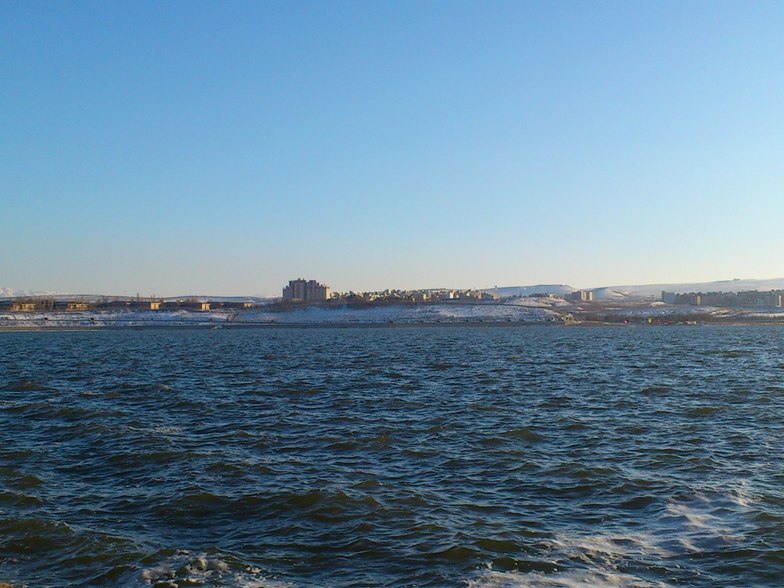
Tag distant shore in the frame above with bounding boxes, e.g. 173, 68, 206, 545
2, 318, 784, 332
2, 299, 784, 331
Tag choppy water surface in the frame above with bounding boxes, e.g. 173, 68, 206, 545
1, 326, 784, 587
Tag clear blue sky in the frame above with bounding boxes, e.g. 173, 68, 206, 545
2, 1, 782, 296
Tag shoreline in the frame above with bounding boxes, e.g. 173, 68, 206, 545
2, 319, 784, 332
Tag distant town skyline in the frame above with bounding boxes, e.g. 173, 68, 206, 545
2, 2, 783, 297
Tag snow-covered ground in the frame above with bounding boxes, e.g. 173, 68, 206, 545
733, 309, 784, 319
598, 305, 728, 318
0, 303, 564, 328
501, 296, 572, 309
4, 301, 783, 329
588, 305, 784, 321
591, 277, 784, 300
483, 277, 784, 301
235, 303, 562, 324
0, 310, 233, 328
0, 287, 65, 298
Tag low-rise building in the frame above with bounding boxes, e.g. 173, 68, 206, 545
178, 301, 212, 311
10, 298, 54, 312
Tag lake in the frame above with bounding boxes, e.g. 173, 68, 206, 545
1, 326, 783, 586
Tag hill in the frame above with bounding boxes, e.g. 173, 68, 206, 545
591, 278, 784, 300
483, 285, 577, 298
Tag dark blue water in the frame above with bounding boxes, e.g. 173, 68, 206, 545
1, 326, 783, 587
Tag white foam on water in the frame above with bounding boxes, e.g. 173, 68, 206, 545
466, 566, 670, 588
467, 482, 760, 588
660, 487, 754, 548
465, 530, 674, 588
548, 533, 674, 561
149, 425, 185, 435
127, 550, 291, 587
664, 502, 716, 530
726, 479, 758, 508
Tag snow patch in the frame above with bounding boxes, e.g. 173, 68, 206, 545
236, 304, 562, 324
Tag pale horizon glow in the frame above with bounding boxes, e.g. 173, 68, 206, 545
2, 1, 783, 297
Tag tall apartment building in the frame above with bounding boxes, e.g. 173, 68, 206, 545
567, 290, 595, 302
282, 279, 332, 302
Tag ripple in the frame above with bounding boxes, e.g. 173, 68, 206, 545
1, 326, 784, 586
2, 379, 55, 392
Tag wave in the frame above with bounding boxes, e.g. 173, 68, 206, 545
114, 549, 291, 588
467, 566, 671, 588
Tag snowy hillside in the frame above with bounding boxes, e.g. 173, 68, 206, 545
592, 278, 784, 300
484, 285, 576, 297
236, 303, 562, 324
487, 278, 784, 301
0, 287, 64, 299
591, 288, 638, 300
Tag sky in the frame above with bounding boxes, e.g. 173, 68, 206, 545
1, 1, 783, 296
